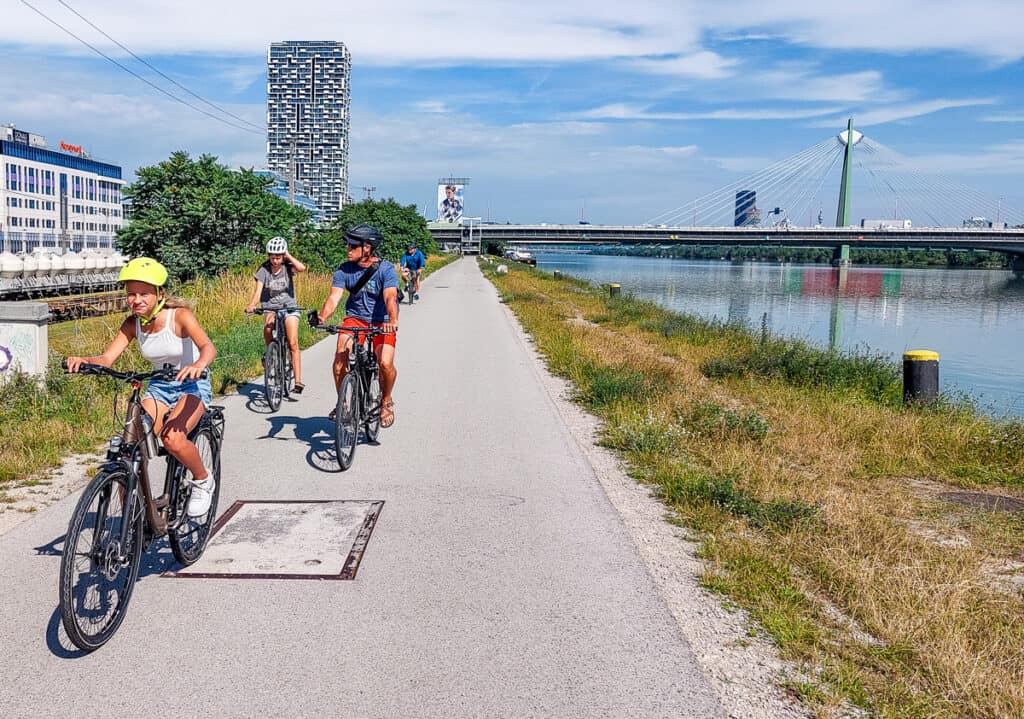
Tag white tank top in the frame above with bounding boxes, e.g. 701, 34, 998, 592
136, 308, 198, 370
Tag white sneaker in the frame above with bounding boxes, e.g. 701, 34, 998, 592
187, 474, 215, 517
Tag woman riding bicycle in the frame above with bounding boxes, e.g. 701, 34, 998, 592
66, 257, 218, 517
245, 236, 307, 393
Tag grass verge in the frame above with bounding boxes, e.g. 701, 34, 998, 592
0, 253, 457, 490
482, 259, 1024, 718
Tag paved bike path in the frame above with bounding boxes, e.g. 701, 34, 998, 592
0, 258, 722, 718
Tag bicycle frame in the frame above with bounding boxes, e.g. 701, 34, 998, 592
253, 306, 307, 397
78, 366, 223, 559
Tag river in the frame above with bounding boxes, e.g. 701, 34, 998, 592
534, 252, 1024, 418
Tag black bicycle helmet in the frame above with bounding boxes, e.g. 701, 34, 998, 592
344, 223, 384, 250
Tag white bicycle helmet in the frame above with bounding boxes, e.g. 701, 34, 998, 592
266, 236, 288, 254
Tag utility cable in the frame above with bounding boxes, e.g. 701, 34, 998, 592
56, 0, 264, 132
20, 0, 263, 137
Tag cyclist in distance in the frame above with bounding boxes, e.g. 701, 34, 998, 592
310, 223, 400, 427
66, 257, 218, 516
245, 236, 308, 393
400, 242, 426, 300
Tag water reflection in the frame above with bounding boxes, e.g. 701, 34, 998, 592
536, 253, 1024, 417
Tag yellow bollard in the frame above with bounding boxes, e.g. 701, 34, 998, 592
903, 350, 939, 405
609, 283, 621, 297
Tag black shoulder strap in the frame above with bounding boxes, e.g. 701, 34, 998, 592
349, 260, 381, 296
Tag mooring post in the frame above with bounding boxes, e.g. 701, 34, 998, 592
609, 283, 621, 297
903, 350, 939, 405
553, 270, 562, 279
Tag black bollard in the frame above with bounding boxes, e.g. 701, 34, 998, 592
553, 270, 562, 279
609, 283, 621, 297
903, 350, 939, 405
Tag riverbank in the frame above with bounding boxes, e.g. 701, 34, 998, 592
482, 259, 1024, 717
0, 254, 456, 498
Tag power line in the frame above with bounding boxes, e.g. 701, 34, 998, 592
56, 0, 264, 132
20, 0, 263, 136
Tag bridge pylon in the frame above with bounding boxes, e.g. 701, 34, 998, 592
836, 118, 862, 228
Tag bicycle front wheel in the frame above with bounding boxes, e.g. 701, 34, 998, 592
365, 369, 382, 442
335, 373, 360, 470
59, 469, 143, 652
263, 342, 283, 411
169, 426, 221, 566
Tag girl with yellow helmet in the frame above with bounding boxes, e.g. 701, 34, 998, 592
66, 257, 219, 517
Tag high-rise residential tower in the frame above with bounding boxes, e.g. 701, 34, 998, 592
267, 41, 351, 221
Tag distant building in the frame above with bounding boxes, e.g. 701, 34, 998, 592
861, 219, 912, 229
255, 170, 325, 224
1, 124, 124, 252
735, 190, 759, 227
267, 41, 352, 222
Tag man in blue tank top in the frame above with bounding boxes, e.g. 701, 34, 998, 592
311, 224, 400, 427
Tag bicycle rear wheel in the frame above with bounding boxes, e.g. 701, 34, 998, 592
59, 469, 143, 652
406, 281, 415, 304
335, 373, 360, 470
169, 426, 221, 566
365, 369, 382, 442
263, 342, 283, 411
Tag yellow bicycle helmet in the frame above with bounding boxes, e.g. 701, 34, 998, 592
118, 257, 168, 287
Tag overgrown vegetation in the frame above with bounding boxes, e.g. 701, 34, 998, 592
483, 259, 1024, 718
599, 243, 1014, 268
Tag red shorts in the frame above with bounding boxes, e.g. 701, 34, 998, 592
341, 317, 396, 349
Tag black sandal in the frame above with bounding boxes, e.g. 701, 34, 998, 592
292, 383, 305, 394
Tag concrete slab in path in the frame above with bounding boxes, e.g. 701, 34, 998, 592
0, 258, 723, 718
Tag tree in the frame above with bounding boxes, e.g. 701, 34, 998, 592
327, 198, 436, 265
117, 152, 312, 282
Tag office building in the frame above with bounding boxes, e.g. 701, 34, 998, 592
735, 190, 759, 227
1, 125, 124, 252
267, 41, 351, 221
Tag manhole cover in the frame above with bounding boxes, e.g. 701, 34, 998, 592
166, 500, 384, 580
939, 492, 1024, 514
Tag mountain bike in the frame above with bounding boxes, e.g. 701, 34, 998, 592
250, 306, 308, 411
58, 362, 225, 652
312, 324, 390, 470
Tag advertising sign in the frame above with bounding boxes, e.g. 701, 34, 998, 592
12, 129, 29, 145
436, 182, 464, 223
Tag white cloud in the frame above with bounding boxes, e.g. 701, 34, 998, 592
811, 98, 997, 127
629, 51, 738, 79
8, 0, 1023, 64
577, 103, 844, 121
983, 113, 1024, 123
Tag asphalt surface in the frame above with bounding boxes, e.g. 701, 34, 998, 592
0, 258, 723, 718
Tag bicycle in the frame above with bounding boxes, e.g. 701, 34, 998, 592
311, 323, 390, 470
249, 306, 308, 411
58, 362, 225, 652
401, 268, 419, 305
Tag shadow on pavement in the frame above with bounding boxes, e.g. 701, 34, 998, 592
260, 414, 344, 472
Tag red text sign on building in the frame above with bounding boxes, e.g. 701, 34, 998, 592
60, 141, 83, 154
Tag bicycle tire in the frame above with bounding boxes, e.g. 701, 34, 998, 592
59, 469, 143, 652
406, 281, 415, 305
263, 341, 283, 411
365, 369, 382, 442
335, 373, 360, 470
168, 426, 221, 566
283, 344, 295, 396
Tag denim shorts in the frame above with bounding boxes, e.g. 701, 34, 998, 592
144, 377, 213, 408
266, 307, 302, 319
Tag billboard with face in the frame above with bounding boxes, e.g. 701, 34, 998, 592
437, 183, 464, 223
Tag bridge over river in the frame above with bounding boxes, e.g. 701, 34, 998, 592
430, 223, 1024, 269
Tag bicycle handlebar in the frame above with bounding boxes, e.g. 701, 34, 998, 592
313, 324, 395, 337
63, 360, 208, 382
248, 306, 309, 315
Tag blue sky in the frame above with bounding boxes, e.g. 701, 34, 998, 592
3, 0, 1023, 225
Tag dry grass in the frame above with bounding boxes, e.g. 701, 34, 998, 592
484, 260, 1024, 718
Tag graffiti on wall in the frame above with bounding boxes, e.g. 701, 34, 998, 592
0, 328, 34, 374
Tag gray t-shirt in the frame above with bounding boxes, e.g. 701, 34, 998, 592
254, 262, 295, 310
